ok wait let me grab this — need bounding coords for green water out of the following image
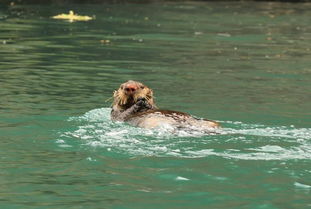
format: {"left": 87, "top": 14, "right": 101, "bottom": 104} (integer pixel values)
{"left": 1, "top": 1, "right": 311, "bottom": 208}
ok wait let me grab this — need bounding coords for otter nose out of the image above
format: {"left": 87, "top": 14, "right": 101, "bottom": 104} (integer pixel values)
{"left": 124, "top": 84, "right": 138, "bottom": 93}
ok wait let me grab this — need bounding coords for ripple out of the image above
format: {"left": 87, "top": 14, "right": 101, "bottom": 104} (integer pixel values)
{"left": 59, "top": 108, "right": 311, "bottom": 160}
{"left": 294, "top": 182, "right": 311, "bottom": 189}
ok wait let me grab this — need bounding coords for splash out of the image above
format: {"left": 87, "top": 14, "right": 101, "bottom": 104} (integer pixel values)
{"left": 58, "top": 108, "right": 311, "bottom": 160}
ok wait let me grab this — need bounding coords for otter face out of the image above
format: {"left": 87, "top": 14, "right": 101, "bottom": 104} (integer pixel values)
{"left": 113, "top": 80, "right": 155, "bottom": 109}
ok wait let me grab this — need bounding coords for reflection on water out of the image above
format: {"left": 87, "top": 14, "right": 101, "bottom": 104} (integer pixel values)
{"left": 0, "top": 1, "right": 311, "bottom": 209}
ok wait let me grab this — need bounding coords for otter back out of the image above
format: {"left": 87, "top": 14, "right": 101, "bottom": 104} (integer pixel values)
{"left": 125, "top": 110, "right": 220, "bottom": 129}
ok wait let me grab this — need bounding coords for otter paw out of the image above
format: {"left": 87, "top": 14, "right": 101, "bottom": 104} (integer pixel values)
{"left": 135, "top": 98, "right": 151, "bottom": 110}
{"left": 136, "top": 97, "right": 147, "bottom": 107}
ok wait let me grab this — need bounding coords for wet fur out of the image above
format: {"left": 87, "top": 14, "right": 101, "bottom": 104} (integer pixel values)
{"left": 111, "top": 81, "right": 157, "bottom": 121}
{"left": 113, "top": 84, "right": 155, "bottom": 110}
{"left": 111, "top": 80, "right": 219, "bottom": 129}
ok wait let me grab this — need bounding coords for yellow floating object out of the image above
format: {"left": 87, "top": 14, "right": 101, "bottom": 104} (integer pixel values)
{"left": 52, "top": 10, "right": 93, "bottom": 22}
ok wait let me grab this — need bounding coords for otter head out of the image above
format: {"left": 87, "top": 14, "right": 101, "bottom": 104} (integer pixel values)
{"left": 112, "top": 80, "right": 156, "bottom": 110}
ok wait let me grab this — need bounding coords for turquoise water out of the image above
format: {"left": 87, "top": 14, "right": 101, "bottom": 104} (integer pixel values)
{"left": 1, "top": 1, "right": 311, "bottom": 208}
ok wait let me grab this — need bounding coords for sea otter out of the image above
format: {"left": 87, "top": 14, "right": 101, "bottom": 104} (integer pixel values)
{"left": 111, "top": 80, "right": 219, "bottom": 130}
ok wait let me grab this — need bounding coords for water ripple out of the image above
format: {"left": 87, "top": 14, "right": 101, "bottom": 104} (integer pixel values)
{"left": 59, "top": 108, "right": 311, "bottom": 160}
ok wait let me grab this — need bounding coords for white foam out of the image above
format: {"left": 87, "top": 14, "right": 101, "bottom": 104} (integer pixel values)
{"left": 86, "top": 157, "right": 96, "bottom": 162}
{"left": 176, "top": 176, "right": 190, "bottom": 181}
{"left": 56, "top": 139, "right": 65, "bottom": 144}
{"left": 59, "top": 108, "right": 311, "bottom": 160}
{"left": 58, "top": 144, "right": 72, "bottom": 148}
{"left": 294, "top": 182, "right": 311, "bottom": 189}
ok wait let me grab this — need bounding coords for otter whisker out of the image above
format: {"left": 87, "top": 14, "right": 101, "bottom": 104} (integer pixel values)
{"left": 105, "top": 96, "right": 114, "bottom": 103}
{"left": 111, "top": 80, "right": 219, "bottom": 131}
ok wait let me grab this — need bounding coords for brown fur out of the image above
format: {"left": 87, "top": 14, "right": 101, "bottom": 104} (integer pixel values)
{"left": 111, "top": 80, "right": 220, "bottom": 129}
{"left": 112, "top": 80, "right": 156, "bottom": 111}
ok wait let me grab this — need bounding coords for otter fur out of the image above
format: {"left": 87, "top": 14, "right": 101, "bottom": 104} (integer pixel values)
{"left": 111, "top": 80, "right": 219, "bottom": 130}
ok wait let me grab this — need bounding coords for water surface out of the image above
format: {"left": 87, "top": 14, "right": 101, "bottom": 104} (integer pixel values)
{"left": 0, "top": 1, "right": 311, "bottom": 208}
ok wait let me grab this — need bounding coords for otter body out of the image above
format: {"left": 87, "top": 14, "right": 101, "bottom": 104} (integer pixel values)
{"left": 111, "top": 80, "right": 219, "bottom": 130}
{"left": 125, "top": 109, "right": 219, "bottom": 129}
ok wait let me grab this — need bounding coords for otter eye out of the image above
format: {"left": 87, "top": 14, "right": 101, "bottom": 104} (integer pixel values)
{"left": 120, "top": 85, "right": 124, "bottom": 90}
{"left": 140, "top": 86, "right": 145, "bottom": 89}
